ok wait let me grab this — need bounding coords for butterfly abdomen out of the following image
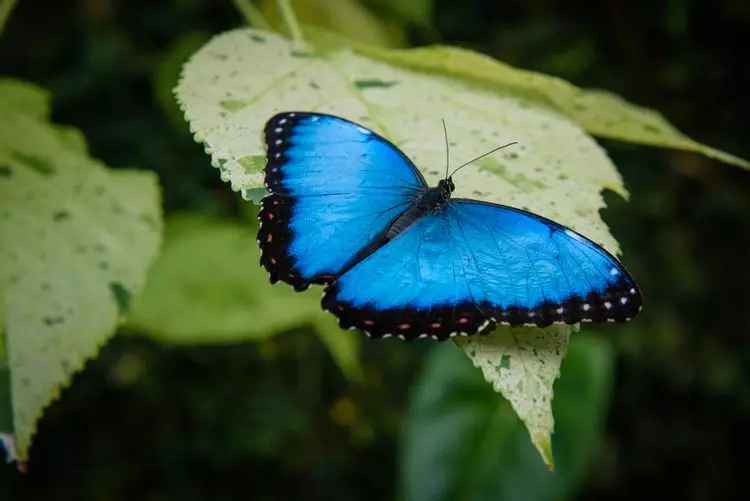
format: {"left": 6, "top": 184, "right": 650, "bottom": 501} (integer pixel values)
{"left": 385, "top": 188, "right": 443, "bottom": 238}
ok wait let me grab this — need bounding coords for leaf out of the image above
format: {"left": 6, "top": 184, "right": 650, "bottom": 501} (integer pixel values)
{"left": 259, "top": 0, "right": 405, "bottom": 49}
{"left": 127, "top": 214, "right": 318, "bottom": 342}
{"left": 0, "top": 285, "right": 10, "bottom": 456}
{"left": 175, "top": 28, "right": 627, "bottom": 462}
{"left": 455, "top": 325, "right": 572, "bottom": 467}
{"left": 127, "top": 215, "right": 363, "bottom": 379}
{"left": 352, "top": 45, "right": 749, "bottom": 169}
{"left": 401, "top": 334, "right": 613, "bottom": 501}
{"left": 0, "top": 322, "right": 10, "bottom": 435}
{"left": 315, "top": 320, "right": 363, "bottom": 382}
{"left": 365, "top": 0, "right": 434, "bottom": 26}
{"left": 154, "top": 31, "right": 212, "bottom": 128}
{"left": 0, "top": 79, "right": 163, "bottom": 459}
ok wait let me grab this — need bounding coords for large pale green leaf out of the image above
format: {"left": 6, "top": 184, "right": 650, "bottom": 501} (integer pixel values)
{"left": 176, "top": 28, "right": 627, "bottom": 465}
{"left": 401, "top": 334, "right": 613, "bottom": 501}
{"left": 352, "top": 45, "right": 748, "bottom": 169}
{"left": 0, "top": 79, "right": 163, "bottom": 459}
{"left": 127, "top": 215, "right": 362, "bottom": 380}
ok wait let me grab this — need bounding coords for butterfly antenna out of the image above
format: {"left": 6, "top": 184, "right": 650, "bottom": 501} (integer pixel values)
{"left": 442, "top": 119, "right": 450, "bottom": 180}
{"left": 449, "top": 142, "right": 519, "bottom": 178}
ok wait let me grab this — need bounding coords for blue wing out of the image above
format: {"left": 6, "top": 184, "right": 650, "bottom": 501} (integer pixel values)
{"left": 322, "top": 199, "right": 642, "bottom": 340}
{"left": 258, "top": 112, "right": 427, "bottom": 290}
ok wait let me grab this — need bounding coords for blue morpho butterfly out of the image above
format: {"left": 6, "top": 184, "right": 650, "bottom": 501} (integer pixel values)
{"left": 257, "top": 112, "right": 642, "bottom": 340}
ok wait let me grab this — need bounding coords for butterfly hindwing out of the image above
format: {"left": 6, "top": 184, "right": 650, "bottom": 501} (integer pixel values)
{"left": 446, "top": 200, "right": 642, "bottom": 324}
{"left": 322, "top": 207, "right": 494, "bottom": 340}
{"left": 322, "top": 199, "right": 642, "bottom": 340}
{"left": 258, "top": 112, "right": 427, "bottom": 290}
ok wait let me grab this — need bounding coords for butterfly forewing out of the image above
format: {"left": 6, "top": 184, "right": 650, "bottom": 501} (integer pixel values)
{"left": 258, "top": 112, "right": 427, "bottom": 291}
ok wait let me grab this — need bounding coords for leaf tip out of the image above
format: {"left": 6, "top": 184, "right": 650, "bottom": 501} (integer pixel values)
{"left": 533, "top": 431, "right": 556, "bottom": 471}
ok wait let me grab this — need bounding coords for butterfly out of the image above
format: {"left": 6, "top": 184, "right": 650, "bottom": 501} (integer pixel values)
{"left": 257, "top": 112, "right": 642, "bottom": 340}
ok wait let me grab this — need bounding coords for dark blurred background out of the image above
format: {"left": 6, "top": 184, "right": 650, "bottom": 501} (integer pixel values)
{"left": 1, "top": 0, "right": 750, "bottom": 499}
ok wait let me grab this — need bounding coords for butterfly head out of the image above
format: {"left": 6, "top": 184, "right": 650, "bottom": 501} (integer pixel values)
{"left": 438, "top": 177, "right": 455, "bottom": 198}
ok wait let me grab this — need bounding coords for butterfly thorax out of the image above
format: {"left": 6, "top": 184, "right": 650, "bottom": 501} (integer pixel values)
{"left": 334, "top": 178, "right": 454, "bottom": 279}
{"left": 385, "top": 178, "right": 454, "bottom": 240}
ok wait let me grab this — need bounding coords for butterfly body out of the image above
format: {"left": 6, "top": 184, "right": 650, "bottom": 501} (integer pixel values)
{"left": 258, "top": 112, "right": 642, "bottom": 340}
{"left": 334, "top": 180, "right": 453, "bottom": 280}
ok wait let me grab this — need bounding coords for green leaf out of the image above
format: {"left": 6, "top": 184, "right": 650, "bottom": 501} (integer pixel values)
{"left": 127, "top": 214, "right": 318, "bottom": 342}
{"left": 0, "top": 78, "right": 50, "bottom": 119}
{"left": 127, "top": 215, "right": 363, "bottom": 379}
{"left": 352, "top": 45, "right": 748, "bottom": 169}
{"left": 365, "top": 0, "right": 433, "bottom": 25}
{"left": 0, "top": 79, "right": 163, "bottom": 459}
{"left": 315, "top": 320, "right": 363, "bottom": 382}
{"left": 154, "top": 31, "right": 211, "bottom": 128}
{"left": 0, "top": 322, "right": 10, "bottom": 435}
{"left": 176, "top": 28, "right": 626, "bottom": 462}
{"left": 0, "top": 284, "right": 10, "bottom": 458}
{"left": 401, "top": 334, "right": 613, "bottom": 501}
{"left": 259, "top": 0, "right": 405, "bottom": 49}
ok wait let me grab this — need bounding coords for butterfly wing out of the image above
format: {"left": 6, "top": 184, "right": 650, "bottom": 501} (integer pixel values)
{"left": 258, "top": 112, "right": 428, "bottom": 290}
{"left": 322, "top": 199, "right": 642, "bottom": 340}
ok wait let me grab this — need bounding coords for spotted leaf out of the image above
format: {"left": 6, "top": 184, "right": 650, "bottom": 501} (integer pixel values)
{"left": 0, "top": 79, "right": 163, "bottom": 459}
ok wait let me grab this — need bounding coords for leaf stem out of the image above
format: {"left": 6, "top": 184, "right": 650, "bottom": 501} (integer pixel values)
{"left": 0, "top": 0, "right": 19, "bottom": 37}
{"left": 232, "top": 0, "right": 271, "bottom": 30}
{"left": 276, "top": 0, "right": 304, "bottom": 43}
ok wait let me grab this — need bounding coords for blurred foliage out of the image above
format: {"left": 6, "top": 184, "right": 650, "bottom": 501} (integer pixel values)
{"left": 1, "top": 0, "right": 750, "bottom": 500}
{"left": 402, "top": 335, "right": 612, "bottom": 501}
{"left": 126, "top": 214, "right": 364, "bottom": 380}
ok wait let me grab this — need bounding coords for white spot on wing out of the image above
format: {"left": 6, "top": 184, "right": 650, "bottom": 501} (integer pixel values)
{"left": 356, "top": 126, "right": 371, "bottom": 135}
{"left": 610, "top": 267, "right": 619, "bottom": 276}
